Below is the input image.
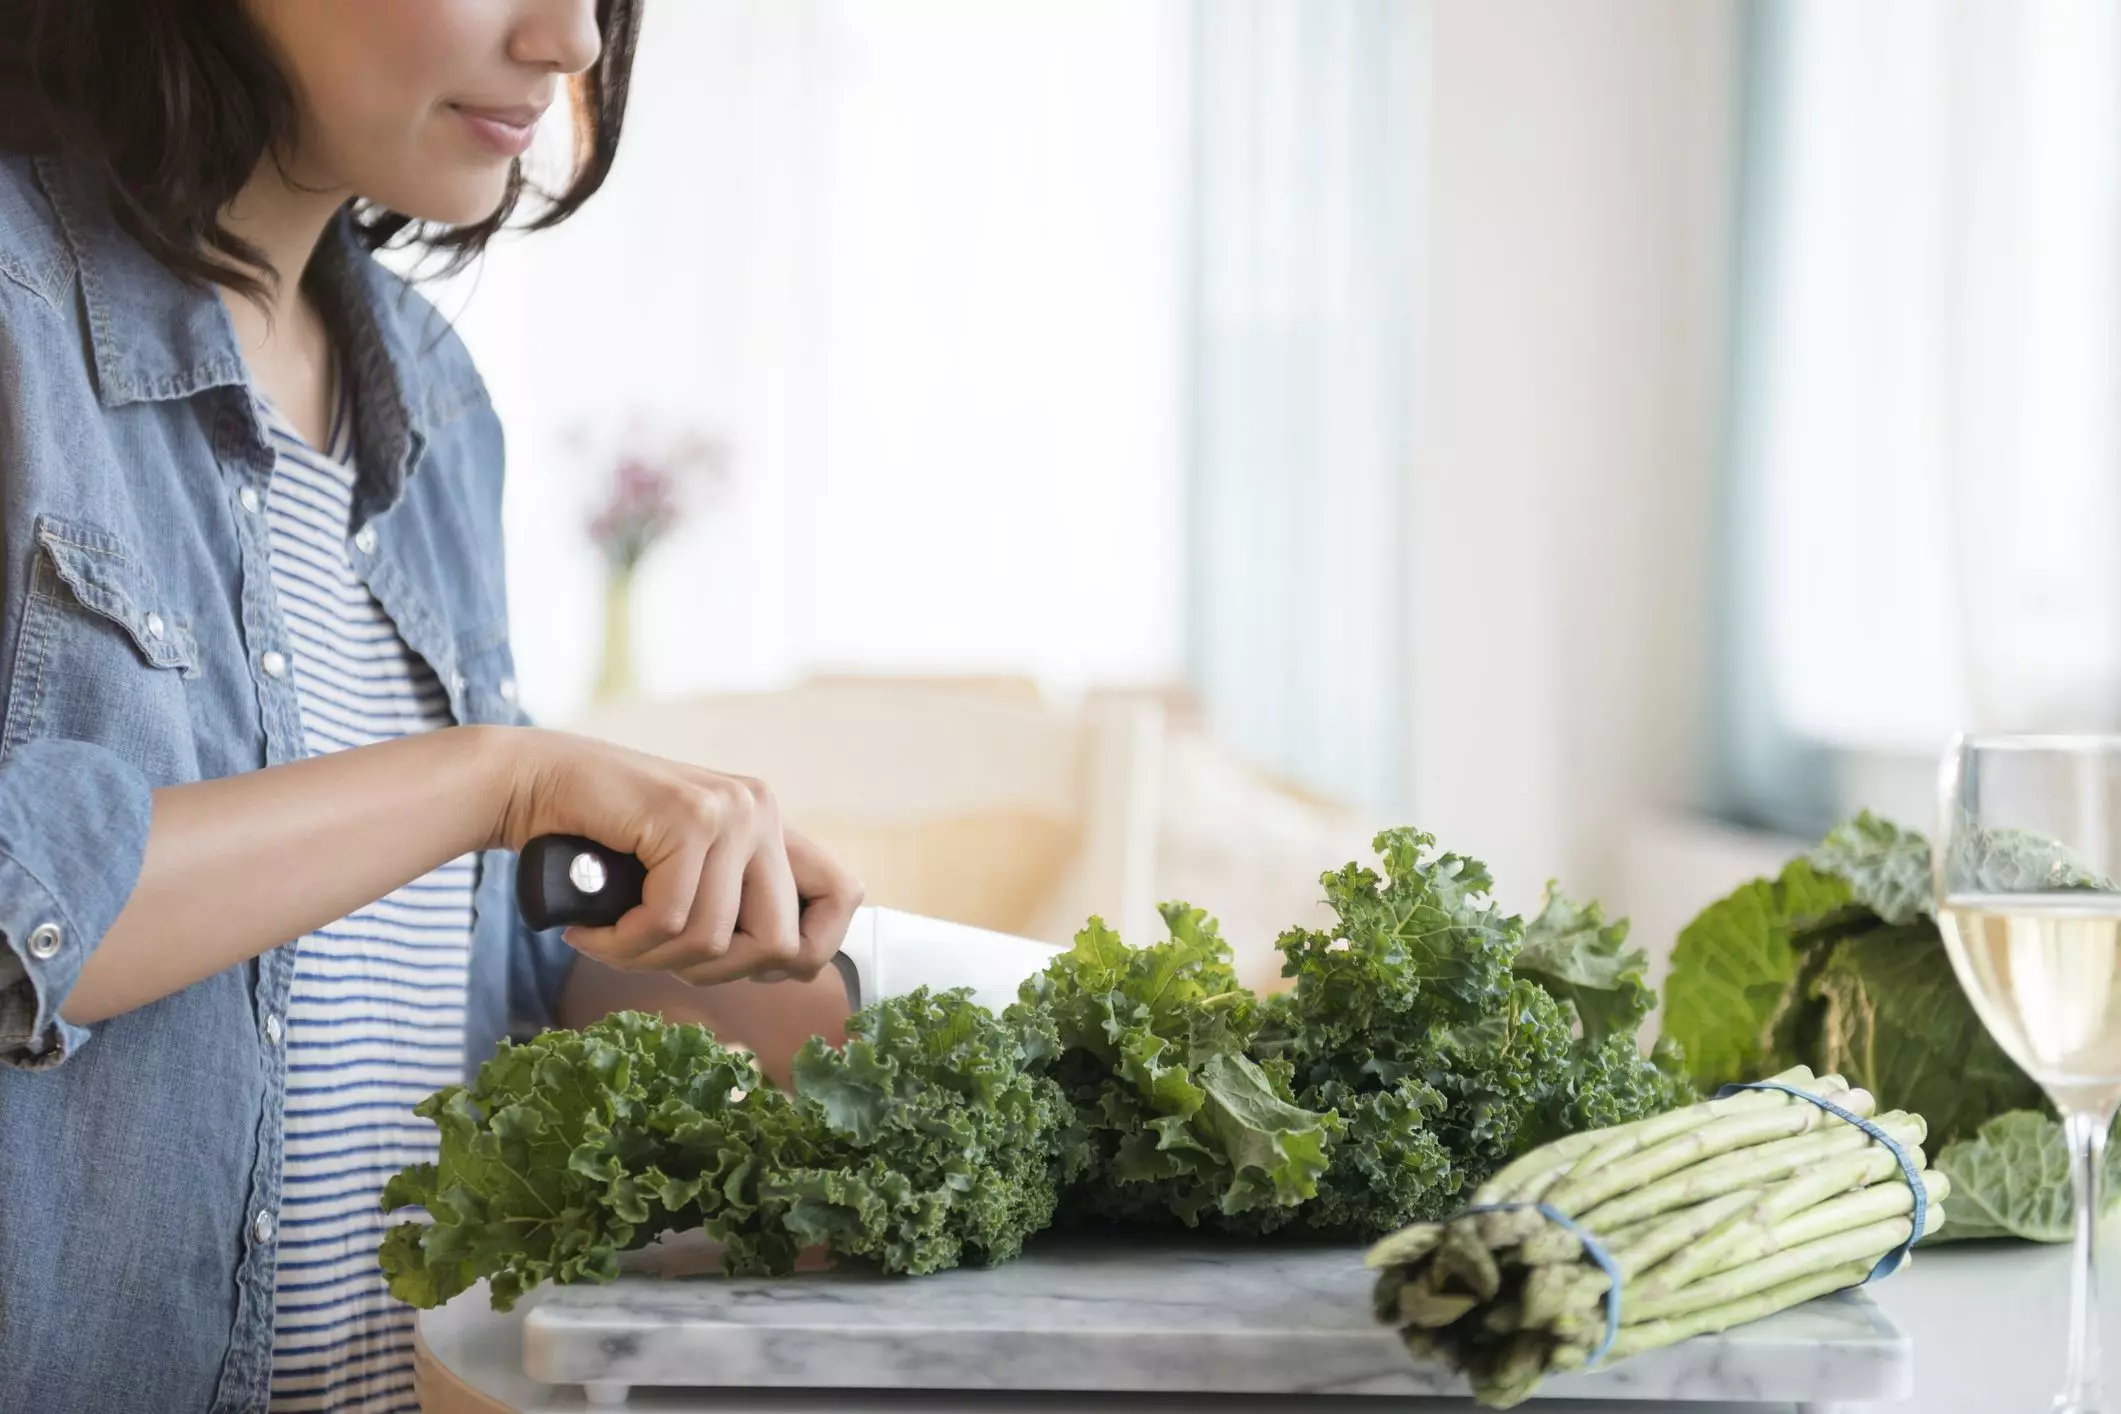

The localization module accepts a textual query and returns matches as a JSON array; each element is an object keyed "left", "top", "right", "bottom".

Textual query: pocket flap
[{"left": 33, "top": 516, "right": 198, "bottom": 674}]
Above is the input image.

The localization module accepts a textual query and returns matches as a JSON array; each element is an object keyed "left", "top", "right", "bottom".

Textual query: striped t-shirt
[{"left": 258, "top": 381, "right": 476, "bottom": 1413}]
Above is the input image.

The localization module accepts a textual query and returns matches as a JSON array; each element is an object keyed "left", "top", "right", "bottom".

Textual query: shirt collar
[
  {"left": 307, "top": 208, "right": 430, "bottom": 522},
  {"left": 36, "top": 153, "right": 248, "bottom": 408},
  {"left": 38, "top": 156, "right": 430, "bottom": 516}
]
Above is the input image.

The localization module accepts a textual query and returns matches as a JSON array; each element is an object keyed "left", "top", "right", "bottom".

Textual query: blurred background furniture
[
  {"left": 563, "top": 675, "right": 1372, "bottom": 994},
  {"left": 564, "top": 675, "right": 1166, "bottom": 951}
]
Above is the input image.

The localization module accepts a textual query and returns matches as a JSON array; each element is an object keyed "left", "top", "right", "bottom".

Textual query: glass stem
[{"left": 2062, "top": 1107, "right": 2112, "bottom": 1414}]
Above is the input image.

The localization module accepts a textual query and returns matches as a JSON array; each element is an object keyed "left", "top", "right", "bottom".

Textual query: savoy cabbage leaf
[
  {"left": 1931, "top": 1111, "right": 2121, "bottom": 1243},
  {"left": 1660, "top": 858, "right": 1853, "bottom": 1091},
  {"left": 1807, "top": 923, "right": 2042, "bottom": 1148},
  {"left": 1810, "top": 811, "right": 1932, "bottom": 926},
  {"left": 1663, "top": 812, "right": 2121, "bottom": 1245}
]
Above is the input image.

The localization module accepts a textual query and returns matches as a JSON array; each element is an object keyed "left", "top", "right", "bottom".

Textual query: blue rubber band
[
  {"left": 1713, "top": 1080, "right": 1925, "bottom": 1283},
  {"left": 1457, "top": 1201, "right": 1623, "bottom": 1369}
]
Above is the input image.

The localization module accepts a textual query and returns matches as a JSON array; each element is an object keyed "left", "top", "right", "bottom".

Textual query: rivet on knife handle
[{"left": 517, "top": 834, "right": 647, "bottom": 931}]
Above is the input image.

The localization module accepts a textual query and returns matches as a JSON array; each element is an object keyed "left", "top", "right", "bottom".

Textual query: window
[{"left": 1720, "top": 0, "right": 2121, "bottom": 832}]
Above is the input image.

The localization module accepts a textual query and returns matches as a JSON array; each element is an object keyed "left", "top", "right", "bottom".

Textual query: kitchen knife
[{"left": 516, "top": 833, "right": 1063, "bottom": 1014}]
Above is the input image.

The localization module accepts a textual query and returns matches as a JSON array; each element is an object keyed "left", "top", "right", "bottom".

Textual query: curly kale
[
  {"left": 767, "top": 987, "right": 1070, "bottom": 1274},
  {"left": 1513, "top": 886, "right": 1697, "bottom": 1145},
  {"left": 1245, "top": 831, "right": 1692, "bottom": 1239},
  {"left": 383, "top": 827, "right": 1700, "bottom": 1310},
  {"left": 1245, "top": 829, "right": 1526, "bottom": 1234},
  {"left": 1007, "top": 907, "right": 1339, "bottom": 1227},
  {"left": 382, "top": 992, "right": 1067, "bottom": 1307},
  {"left": 380, "top": 1011, "right": 806, "bottom": 1310}
]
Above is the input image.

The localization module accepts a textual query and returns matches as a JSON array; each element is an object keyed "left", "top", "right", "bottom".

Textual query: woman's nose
[{"left": 512, "top": 0, "right": 603, "bottom": 77}]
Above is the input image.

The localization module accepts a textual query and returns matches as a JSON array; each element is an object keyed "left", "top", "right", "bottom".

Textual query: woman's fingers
[
  {"left": 788, "top": 825, "right": 864, "bottom": 974},
  {"left": 562, "top": 830, "right": 707, "bottom": 966},
  {"left": 736, "top": 812, "right": 805, "bottom": 961},
  {"left": 678, "top": 812, "right": 804, "bottom": 985},
  {"left": 729, "top": 827, "right": 858, "bottom": 987},
  {"left": 629, "top": 831, "right": 748, "bottom": 974}
]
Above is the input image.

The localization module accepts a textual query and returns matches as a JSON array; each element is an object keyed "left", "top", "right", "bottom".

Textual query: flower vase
[{"left": 594, "top": 562, "right": 637, "bottom": 701}]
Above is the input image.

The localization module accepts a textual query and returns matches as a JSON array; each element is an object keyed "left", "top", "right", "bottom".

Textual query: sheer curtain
[
  {"left": 1719, "top": 0, "right": 2121, "bottom": 832},
  {"left": 1183, "top": 0, "right": 1423, "bottom": 815}
]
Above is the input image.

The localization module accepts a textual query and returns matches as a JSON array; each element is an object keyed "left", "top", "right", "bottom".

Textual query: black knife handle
[{"left": 517, "top": 834, "right": 648, "bottom": 931}]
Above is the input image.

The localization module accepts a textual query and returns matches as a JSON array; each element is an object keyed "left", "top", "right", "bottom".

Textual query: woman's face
[{"left": 245, "top": 0, "right": 602, "bottom": 223}]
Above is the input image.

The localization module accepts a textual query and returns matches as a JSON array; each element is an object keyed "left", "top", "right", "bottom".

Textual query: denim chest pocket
[{"left": 3, "top": 515, "right": 203, "bottom": 783}]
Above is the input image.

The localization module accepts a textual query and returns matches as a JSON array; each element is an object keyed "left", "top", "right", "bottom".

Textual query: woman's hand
[{"left": 489, "top": 727, "right": 864, "bottom": 986}]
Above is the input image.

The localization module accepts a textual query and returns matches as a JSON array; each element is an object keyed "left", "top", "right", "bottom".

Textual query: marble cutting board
[{"left": 518, "top": 1235, "right": 1913, "bottom": 1405}]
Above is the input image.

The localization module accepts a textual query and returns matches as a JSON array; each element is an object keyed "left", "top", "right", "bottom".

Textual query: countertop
[{"left": 414, "top": 1226, "right": 2121, "bottom": 1413}]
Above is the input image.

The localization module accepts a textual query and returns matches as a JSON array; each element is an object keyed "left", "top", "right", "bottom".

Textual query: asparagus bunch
[{"left": 1366, "top": 1067, "right": 1949, "bottom": 1409}]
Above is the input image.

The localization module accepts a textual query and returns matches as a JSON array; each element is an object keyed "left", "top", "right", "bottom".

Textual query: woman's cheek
[{"left": 320, "top": 0, "right": 523, "bottom": 222}]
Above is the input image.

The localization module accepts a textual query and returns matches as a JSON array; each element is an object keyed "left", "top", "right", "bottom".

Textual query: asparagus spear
[
  {"left": 1544, "top": 1085, "right": 1874, "bottom": 1218},
  {"left": 1638, "top": 1168, "right": 1949, "bottom": 1298},
  {"left": 1571, "top": 1111, "right": 1923, "bottom": 1231},
  {"left": 1367, "top": 1076, "right": 1947, "bottom": 1410},
  {"left": 1468, "top": 1070, "right": 1813, "bottom": 1213},
  {"left": 1525, "top": 1161, "right": 1948, "bottom": 1334}
]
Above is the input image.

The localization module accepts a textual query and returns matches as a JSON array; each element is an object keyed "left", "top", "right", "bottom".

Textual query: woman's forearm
[{"left": 62, "top": 724, "right": 516, "bottom": 1025}]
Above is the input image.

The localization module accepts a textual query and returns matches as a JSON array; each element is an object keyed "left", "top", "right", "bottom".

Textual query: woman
[{"left": 0, "top": 3, "right": 862, "bottom": 1411}]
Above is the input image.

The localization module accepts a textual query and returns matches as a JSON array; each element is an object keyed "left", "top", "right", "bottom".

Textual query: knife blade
[{"left": 515, "top": 833, "right": 1063, "bottom": 1013}]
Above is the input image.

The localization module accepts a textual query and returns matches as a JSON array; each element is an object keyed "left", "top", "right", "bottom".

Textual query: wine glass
[{"left": 1937, "top": 735, "right": 2121, "bottom": 1414}]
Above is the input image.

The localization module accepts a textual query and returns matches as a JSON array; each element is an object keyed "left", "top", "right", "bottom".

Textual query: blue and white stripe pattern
[{"left": 259, "top": 382, "right": 475, "bottom": 1413}]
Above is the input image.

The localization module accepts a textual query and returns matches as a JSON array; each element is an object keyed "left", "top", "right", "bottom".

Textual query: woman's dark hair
[{"left": 0, "top": 0, "right": 641, "bottom": 300}]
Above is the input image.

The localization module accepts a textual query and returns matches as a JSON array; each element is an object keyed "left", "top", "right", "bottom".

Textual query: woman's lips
[{"left": 451, "top": 103, "right": 544, "bottom": 158}]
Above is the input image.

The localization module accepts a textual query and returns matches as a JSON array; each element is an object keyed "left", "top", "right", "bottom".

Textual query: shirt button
[
  {"left": 24, "top": 922, "right": 61, "bottom": 961},
  {"left": 239, "top": 486, "right": 262, "bottom": 514},
  {"left": 353, "top": 525, "right": 378, "bottom": 554},
  {"left": 449, "top": 670, "right": 467, "bottom": 697},
  {"left": 261, "top": 650, "right": 288, "bottom": 679},
  {"left": 499, "top": 677, "right": 518, "bottom": 703},
  {"left": 252, "top": 1210, "right": 275, "bottom": 1245},
  {"left": 145, "top": 612, "right": 166, "bottom": 641},
  {"left": 264, "top": 1013, "right": 283, "bottom": 1047}
]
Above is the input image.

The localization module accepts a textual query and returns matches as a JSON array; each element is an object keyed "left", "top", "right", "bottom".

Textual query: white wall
[
  {"left": 429, "top": 0, "right": 1188, "bottom": 724},
  {"left": 1405, "top": 0, "right": 1739, "bottom": 923}
]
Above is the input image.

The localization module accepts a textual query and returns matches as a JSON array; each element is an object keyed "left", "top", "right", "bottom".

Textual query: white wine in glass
[{"left": 1938, "top": 736, "right": 2121, "bottom": 1414}]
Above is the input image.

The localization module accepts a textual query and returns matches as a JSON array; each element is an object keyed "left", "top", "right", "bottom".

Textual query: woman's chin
[{"left": 362, "top": 171, "right": 515, "bottom": 229}]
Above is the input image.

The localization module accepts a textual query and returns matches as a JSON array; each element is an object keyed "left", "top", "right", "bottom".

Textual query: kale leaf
[
  {"left": 1007, "top": 909, "right": 1339, "bottom": 1227},
  {"left": 1515, "top": 886, "right": 1696, "bottom": 1144},
  {"left": 1245, "top": 833, "right": 1686, "bottom": 1238},
  {"left": 1513, "top": 885, "right": 1654, "bottom": 1045},
  {"left": 379, "top": 1011, "right": 799, "bottom": 1310},
  {"left": 768, "top": 987, "right": 1070, "bottom": 1274}
]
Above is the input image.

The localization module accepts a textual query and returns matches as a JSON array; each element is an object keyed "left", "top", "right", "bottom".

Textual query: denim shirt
[{"left": 0, "top": 153, "right": 576, "bottom": 1414}]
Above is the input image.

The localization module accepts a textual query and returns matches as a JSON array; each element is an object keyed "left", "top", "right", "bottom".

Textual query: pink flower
[{"left": 579, "top": 420, "right": 733, "bottom": 573}]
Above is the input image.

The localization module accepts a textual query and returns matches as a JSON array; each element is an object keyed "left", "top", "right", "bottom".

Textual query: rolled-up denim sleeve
[
  {"left": 508, "top": 886, "right": 577, "bottom": 1036},
  {"left": 0, "top": 736, "right": 154, "bottom": 1068}
]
